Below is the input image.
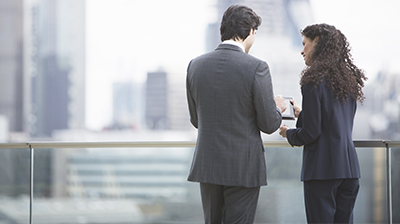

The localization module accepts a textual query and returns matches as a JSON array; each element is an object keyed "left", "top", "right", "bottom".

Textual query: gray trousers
[{"left": 200, "top": 182, "right": 261, "bottom": 224}]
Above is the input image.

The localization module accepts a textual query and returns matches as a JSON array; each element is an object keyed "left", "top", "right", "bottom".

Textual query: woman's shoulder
[
  {"left": 302, "top": 75, "right": 326, "bottom": 88},
  {"left": 301, "top": 77, "right": 330, "bottom": 99}
]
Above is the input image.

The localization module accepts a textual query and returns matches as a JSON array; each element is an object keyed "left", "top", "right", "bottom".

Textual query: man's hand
[
  {"left": 279, "top": 125, "right": 290, "bottom": 138},
  {"left": 275, "top": 95, "right": 287, "bottom": 113}
]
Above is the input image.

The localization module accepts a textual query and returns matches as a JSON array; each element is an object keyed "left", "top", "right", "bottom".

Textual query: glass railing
[{"left": 0, "top": 140, "right": 397, "bottom": 224}]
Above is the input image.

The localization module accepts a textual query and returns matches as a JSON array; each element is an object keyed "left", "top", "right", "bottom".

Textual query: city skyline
[
  {"left": 0, "top": 1, "right": 398, "bottom": 223},
  {"left": 85, "top": 0, "right": 400, "bottom": 130},
  {"left": 1, "top": 0, "right": 400, "bottom": 137}
]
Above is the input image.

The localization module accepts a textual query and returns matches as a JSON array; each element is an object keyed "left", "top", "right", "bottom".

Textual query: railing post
[
  {"left": 385, "top": 142, "right": 392, "bottom": 224},
  {"left": 29, "top": 144, "right": 34, "bottom": 224}
]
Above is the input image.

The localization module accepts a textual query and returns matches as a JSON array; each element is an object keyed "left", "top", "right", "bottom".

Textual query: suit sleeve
[
  {"left": 296, "top": 111, "right": 303, "bottom": 128},
  {"left": 186, "top": 61, "right": 198, "bottom": 129},
  {"left": 253, "top": 61, "right": 282, "bottom": 134},
  {"left": 286, "top": 83, "right": 322, "bottom": 146}
]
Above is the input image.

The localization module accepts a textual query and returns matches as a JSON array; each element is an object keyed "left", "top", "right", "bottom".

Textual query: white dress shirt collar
[{"left": 222, "top": 40, "right": 245, "bottom": 52}]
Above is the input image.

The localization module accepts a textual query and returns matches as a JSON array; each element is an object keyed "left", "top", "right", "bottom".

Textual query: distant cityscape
[
  {"left": 1, "top": 0, "right": 399, "bottom": 142},
  {"left": 0, "top": 0, "right": 399, "bottom": 223}
]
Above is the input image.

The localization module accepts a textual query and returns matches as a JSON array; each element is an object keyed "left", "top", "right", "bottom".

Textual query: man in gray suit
[{"left": 186, "top": 4, "right": 287, "bottom": 224}]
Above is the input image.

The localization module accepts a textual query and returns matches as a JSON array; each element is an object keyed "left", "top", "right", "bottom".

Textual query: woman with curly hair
[{"left": 279, "top": 23, "right": 367, "bottom": 223}]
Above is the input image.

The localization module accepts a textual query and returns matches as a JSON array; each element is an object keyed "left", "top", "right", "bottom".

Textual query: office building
[
  {"left": 0, "top": 0, "right": 27, "bottom": 134},
  {"left": 111, "top": 82, "right": 144, "bottom": 130},
  {"left": 30, "top": 0, "right": 86, "bottom": 137},
  {"left": 145, "top": 71, "right": 169, "bottom": 130},
  {"left": 145, "top": 70, "right": 192, "bottom": 131}
]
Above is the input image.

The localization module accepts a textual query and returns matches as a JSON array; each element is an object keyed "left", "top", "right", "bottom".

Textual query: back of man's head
[{"left": 220, "top": 5, "right": 262, "bottom": 42}]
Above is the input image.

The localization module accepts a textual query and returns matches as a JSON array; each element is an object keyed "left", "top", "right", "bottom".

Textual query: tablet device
[{"left": 282, "top": 97, "right": 295, "bottom": 120}]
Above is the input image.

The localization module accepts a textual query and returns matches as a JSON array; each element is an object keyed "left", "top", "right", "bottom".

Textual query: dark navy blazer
[{"left": 286, "top": 78, "right": 361, "bottom": 181}]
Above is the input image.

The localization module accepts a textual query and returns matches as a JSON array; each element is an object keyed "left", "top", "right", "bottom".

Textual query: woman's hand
[
  {"left": 290, "top": 100, "right": 302, "bottom": 118},
  {"left": 279, "top": 125, "right": 290, "bottom": 138}
]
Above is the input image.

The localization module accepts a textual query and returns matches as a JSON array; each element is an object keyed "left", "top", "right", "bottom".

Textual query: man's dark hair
[{"left": 220, "top": 5, "right": 262, "bottom": 42}]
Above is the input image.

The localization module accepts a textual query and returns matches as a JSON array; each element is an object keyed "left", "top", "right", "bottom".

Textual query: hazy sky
[
  {"left": 310, "top": 0, "right": 400, "bottom": 76},
  {"left": 86, "top": 0, "right": 215, "bottom": 130},
  {"left": 85, "top": 0, "right": 400, "bottom": 130}
]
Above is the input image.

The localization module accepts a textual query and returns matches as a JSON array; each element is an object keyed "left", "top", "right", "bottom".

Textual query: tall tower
[
  {"left": 145, "top": 70, "right": 191, "bottom": 131},
  {"left": 30, "top": 0, "right": 86, "bottom": 137},
  {"left": 0, "top": 0, "right": 26, "bottom": 134},
  {"left": 145, "top": 71, "right": 169, "bottom": 130},
  {"left": 112, "top": 82, "right": 144, "bottom": 129}
]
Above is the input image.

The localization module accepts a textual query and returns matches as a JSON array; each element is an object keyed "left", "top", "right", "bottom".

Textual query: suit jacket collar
[{"left": 216, "top": 43, "right": 245, "bottom": 53}]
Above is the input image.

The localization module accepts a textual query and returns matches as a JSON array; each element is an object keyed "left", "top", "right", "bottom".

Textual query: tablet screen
[{"left": 282, "top": 97, "right": 295, "bottom": 120}]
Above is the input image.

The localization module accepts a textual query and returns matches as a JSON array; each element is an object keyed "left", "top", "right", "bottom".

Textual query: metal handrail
[
  {"left": 0, "top": 140, "right": 397, "bottom": 224},
  {"left": 0, "top": 139, "right": 397, "bottom": 148}
]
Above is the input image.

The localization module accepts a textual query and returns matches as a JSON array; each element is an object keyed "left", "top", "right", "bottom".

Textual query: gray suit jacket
[{"left": 186, "top": 44, "right": 282, "bottom": 187}]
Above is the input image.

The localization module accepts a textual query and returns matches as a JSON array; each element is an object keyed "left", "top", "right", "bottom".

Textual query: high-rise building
[
  {"left": 145, "top": 71, "right": 169, "bottom": 130},
  {"left": 168, "top": 72, "right": 192, "bottom": 130},
  {"left": 112, "top": 82, "right": 144, "bottom": 130},
  {"left": 361, "top": 71, "right": 400, "bottom": 140},
  {"left": 0, "top": 0, "right": 26, "bottom": 134},
  {"left": 30, "top": 0, "right": 86, "bottom": 137},
  {"left": 145, "top": 70, "right": 192, "bottom": 131}
]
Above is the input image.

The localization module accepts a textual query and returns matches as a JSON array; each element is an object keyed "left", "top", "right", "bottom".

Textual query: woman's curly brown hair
[{"left": 300, "top": 23, "right": 367, "bottom": 103}]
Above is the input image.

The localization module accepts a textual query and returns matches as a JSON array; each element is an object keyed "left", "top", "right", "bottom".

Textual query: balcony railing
[{"left": 0, "top": 140, "right": 398, "bottom": 224}]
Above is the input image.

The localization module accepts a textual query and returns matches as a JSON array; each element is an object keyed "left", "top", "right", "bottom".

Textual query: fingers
[
  {"left": 278, "top": 125, "right": 288, "bottom": 138},
  {"left": 289, "top": 99, "right": 301, "bottom": 118},
  {"left": 275, "top": 95, "right": 287, "bottom": 113}
]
